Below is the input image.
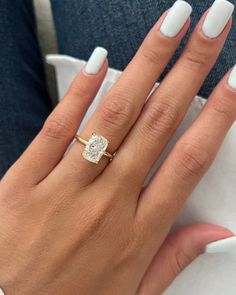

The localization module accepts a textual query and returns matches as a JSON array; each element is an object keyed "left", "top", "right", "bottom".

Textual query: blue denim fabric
[
  {"left": 0, "top": 0, "right": 51, "bottom": 177},
  {"left": 51, "top": 0, "right": 236, "bottom": 98},
  {"left": 0, "top": 0, "right": 236, "bottom": 178}
]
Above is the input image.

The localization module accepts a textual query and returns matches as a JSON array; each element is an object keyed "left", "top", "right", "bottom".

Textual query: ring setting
[{"left": 75, "top": 134, "right": 114, "bottom": 164}]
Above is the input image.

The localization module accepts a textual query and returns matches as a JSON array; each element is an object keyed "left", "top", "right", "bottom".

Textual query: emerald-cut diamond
[{"left": 82, "top": 134, "right": 109, "bottom": 164}]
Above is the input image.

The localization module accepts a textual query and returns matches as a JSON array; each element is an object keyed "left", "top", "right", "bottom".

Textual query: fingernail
[
  {"left": 205, "top": 236, "right": 236, "bottom": 253},
  {"left": 202, "top": 0, "right": 234, "bottom": 38},
  {"left": 160, "top": 0, "right": 192, "bottom": 38},
  {"left": 85, "top": 47, "right": 108, "bottom": 75},
  {"left": 228, "top": 65, "right": 236, "bottom": 90}
]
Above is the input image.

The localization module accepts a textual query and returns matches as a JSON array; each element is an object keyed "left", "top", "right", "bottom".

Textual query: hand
[{"left": 0, "top": 1, "right": 235, "bottom": 294}]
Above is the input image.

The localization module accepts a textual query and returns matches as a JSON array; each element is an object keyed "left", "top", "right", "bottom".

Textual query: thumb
[{"left": 138, "top": 224, "right": 235, "bottom": 295}]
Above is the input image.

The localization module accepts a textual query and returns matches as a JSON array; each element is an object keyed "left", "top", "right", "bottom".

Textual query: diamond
[{"left": 82, "top": 134, "right": 109, "bottom": 164}]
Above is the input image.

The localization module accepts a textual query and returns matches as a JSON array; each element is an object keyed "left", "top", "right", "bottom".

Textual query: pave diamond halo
[{"left": 82, "top": 134, "right": 109, "bottom": 164}]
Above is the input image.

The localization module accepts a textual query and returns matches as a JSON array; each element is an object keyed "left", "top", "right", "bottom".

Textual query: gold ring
[{"left": 75, "top": 134, "right": 114, "bottom": 164}]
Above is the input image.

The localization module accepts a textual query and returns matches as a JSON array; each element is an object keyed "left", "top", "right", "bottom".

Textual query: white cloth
[{"left": 18, "top": 54, "right": 233, "bottom": 295}]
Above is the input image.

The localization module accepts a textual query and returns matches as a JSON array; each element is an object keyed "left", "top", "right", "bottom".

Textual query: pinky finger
[
  {"left": 139, "top": 65, "right": 236, "bottom": 228},
  {"left": 138, "top": 224, "right": 234, "bottom": 295},
  {"left": 5, "top": 47, "right": 108, "bottom": 186}
]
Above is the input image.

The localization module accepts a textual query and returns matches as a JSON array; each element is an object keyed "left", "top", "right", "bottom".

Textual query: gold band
[{"left": 75, "top": 135, "right": 114, "bottom": 160}]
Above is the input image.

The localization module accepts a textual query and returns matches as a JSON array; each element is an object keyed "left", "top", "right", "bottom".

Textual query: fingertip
[
  {"left": 158, "top": 1, "right": 192, "bottom": 39},
  {"left": 205, "top": 236, "right": 236, "bottom": 254},
  {"left": 208, "top": 65, "right": 236, "bottom": 117},
  {"left": 227, "top": 64, "right": 236, "bottom": 91},
  {"left": 69, "top": 56, "right": 108, "bottom": 96},
  {"left": 168, "top": 224, "right": 234, "bottom": 254},
  {"left": 154, "top": 10, "right": 191, "bottom": 42},
  {"left": 84, "top": 47, "right": 108, "bottom": 75},
  {"left": 196, "top": 7, "right": 233, "bottom": 41}
]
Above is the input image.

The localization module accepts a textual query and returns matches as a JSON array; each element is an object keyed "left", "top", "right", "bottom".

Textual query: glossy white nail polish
[
  {"left": 85, "top": 47, "right": 108, "bottom": 75},
  {"left": 202, "top": 0, "right": 234, "bottom": 38},
  {"left": 205, "top": 236, "right": 236, "bottom": 253},
  {"left": 160, "top": 0, "right": 192, "bottom": 38},
  {"left": 228, "top": 65, "right": 236, "bottom": 90}
]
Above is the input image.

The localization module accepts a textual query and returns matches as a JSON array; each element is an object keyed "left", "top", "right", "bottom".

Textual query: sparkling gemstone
[{"left": 82, "top": 134, "right": 109, "bottom": 164}]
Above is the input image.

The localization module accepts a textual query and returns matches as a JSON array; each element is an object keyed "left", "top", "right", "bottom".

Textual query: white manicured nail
[
  {"left": 85, "top": 47, "right": 108, "bottom": 75},
  {"left": 160, "top": 1, "right": 192, "bottom": 38},
  {"left": 228, "top": 65, "right": 236, "bottom": 90},
  {"left": 202, "top": 0, "right": 234, "bottom": 38},
  {"left": 205, "top": 236, "right": 236, "bottom": 253}
]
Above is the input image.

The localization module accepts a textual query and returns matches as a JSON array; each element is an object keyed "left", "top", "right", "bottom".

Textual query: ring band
[{"left": 75, "top": 134, "right": 114, "bottom": 164}]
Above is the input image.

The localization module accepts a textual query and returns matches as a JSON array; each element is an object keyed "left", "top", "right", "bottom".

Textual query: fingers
[
  {"left": 6, "top": 48, "right": 108, "bottom": 185},
  {"left": 113, "top": 0, "right": 234, "bottom": 186},
  {"left": 139, "top": 66, "right": 236, "bottom": 228},
  {"left": 138, "top": 224, "right": 234, "bottom": 295},
  {"left": 57, "top": 1, "right": 192, "bottom": 186}
]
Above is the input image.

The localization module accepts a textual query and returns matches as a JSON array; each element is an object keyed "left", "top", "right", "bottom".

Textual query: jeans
[{"left": 0, "top": 0, "right": 236, "bottom": 178}]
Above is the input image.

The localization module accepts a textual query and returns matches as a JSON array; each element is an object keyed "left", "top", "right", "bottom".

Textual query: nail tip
[
  {"left": 213, "top": 0, "right": 235, "bottom": 12},
  {"left": 94, "top": 46, "right": 108, "bottom": 57},
  {"left": 205, "top": 236, "right": 236, "bottom": 254},
  {"left": 160, "top": 0, "right": 192, "bottom": 38},
  {"left": 202, "top": 0, "right": 234, "bottom": 38},
  {"left": 85, "top": 46, "right": 108, "bottom": 75},
  {"left": 228, "top": 65, "right": 236, "bottom": 90},
  {"left": 217, "top": 0, "right": 235, "bottom": 10},
  {"left": 176, "top": 0, "right": 193, "bottom": 12}
]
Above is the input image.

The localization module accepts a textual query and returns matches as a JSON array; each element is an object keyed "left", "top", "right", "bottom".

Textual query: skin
[{"left": 0, "top": 9, "right": 236, "bottom": 295}]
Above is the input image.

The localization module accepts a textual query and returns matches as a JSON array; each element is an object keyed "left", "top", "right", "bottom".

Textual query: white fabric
[{"left": 34, "top": 54, "right": 235, "bottom": 294}]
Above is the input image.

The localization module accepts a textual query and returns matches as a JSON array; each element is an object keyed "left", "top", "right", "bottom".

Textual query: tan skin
[{"left": 0, "top": 10, "right": 236, "bottom": 295}]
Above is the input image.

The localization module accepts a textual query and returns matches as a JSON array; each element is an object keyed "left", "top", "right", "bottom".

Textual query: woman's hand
[{"left": 0, "top": 1, "right": 235, "bottom": 294}]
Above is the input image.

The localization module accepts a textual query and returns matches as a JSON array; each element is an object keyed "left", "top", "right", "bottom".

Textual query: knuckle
[
  {"left": 69, "top": 82, "right": 89, "bottom": 100},
  {"left": 182, "top": 47, "right": 210, "bottom": 70},
  {"left": 140, "top": 46, "right": 162, "bottom": 66},
  {"left": 85, "top": 205, "right": 111, "bottom": 235},
  {"left": 41, "top": 117, "right": 73, "bottom": 140},
  {"left": 71, "top": 199, "right": 115, "bottom": 243},
  {"left": 166, "top": 238, "right": 194, "bottom": 278},
  {"left": 211, "top": 98, "right": 236, "bottom": 122},
  {"left": 100, "top": 93, "right": 133, "bottom": 131},
  {"left": 172, "top": 247, "right": 193, "bottom": 277},
  {"left": 175, "top": 141, "right": 210, "bottom": 180},
  {"left": 114, "top": 228, "right": 139, "bottom": 267},
  {"left": 142, "top": 101, "right": 179, "bottom": 140},
  {"left": 1, "top": 184, "right": 35, "bottom": 212}
]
